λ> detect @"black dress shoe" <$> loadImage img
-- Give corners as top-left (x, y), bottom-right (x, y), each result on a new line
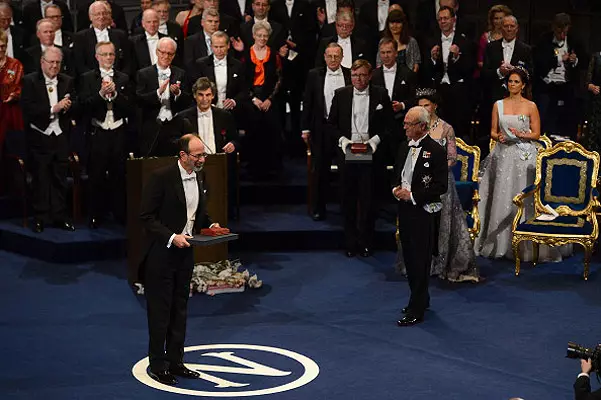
top-left (312, 212), bottom-right (325, 221)
top-left (55, 221), bottom-right (75, 231)
top-left (89, 217), bottom-right (99, 229)
top-left (169, 364), bottom-right (200, 379)
top-left (360, 247), bottom-right (372, 257)
top-left (32, 221), bottom-right (44, 233)
top-left (346, 250), bottom-right (356, 258)
top-left (148, 370), bottom-right (178, 385)
top-left (397, 314), bottom-right (424, 327)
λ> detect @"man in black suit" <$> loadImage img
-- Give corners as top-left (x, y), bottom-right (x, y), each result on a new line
top-left (422, 6), bottom-right (473, 139)
top-left (130, 0), bottom-right (153, 35)
top-left (136, 37), bottom-right (192, 157)
top-left (327, 59), bottom-right (394, 257)
top-left (180, 77), bottom-right (239, 218)
top-left (72, 1), bottom-right (131, 76)
top-left (183, 7), bottom-right (220, 69)
top-left (42, 4), bottom-right (73, 49)
top-left (186, 0), bottom-right (240, 38)
top-left (221, 0), bottom-right (253, 24)
top-left (480, 15), bottom-right (532, 152)
top-left (23, 19), bottom-right (72, 75)
top-left (358, 0), bottom-right (401, 50)
top-left (79, 41), bottom-right (131, 228)
top-left (152, 0), bottom-right (184, 49)
top-left (139, 133), bottom-right (221, 386)
top-left (21, 46), bottom-right (76, 233)
top-left (130, 9), bottom-right (167, 73)
top-left (416, 0), bottom-right (475, 43)
top-left (575, 358), bottom-right (601, 400)
top-left (393, 106), bottom-right (447, 326)
top-left (22, 0), bottom-right (73, 36)
top-left (534, 13), bottom-right (586, 139)
top-left (0, 3), bottom-right (25, 60)
top-left (302, 43), bottom-right (350, 221)
top-left (76, 0), bottom-right (127, 32)
top-left (238, 0), bottom-right (285, 51)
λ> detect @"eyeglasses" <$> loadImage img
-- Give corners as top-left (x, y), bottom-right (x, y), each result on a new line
top-left (254, 33), bottom-right (269, 39)
top-left (42, 58), bottom-right (61, 65)
top-left (97, 52), bottom-right (115, 57)
top-left (403, 121), bottom-right (421, 128)
top-left (157, 48), bottom-right (175, 57)
top-left (187, 152), bottom-right (208, 160)
top-left (325, 54), bottom-right (342, 60)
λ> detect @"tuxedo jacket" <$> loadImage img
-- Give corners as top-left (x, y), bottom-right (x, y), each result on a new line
top-left (8, 26), bottom-right (26, 62)
top-left (130, 13), bottom-right (143, 36)
top-left (327, 84), bottom-right (395, 157)
top-left (221, 0), bottom-right (253, 23)
top-left (21, 71), bottom-right (76, 134)
top-left (270, 0), bottom-right (316, 57)
top-left (482, 39), bottom-right (533, 102)
top-left (132, 21), bottom-right (184, 62)
top-left (130, 32), bottom-right (168, 73)
top-left (315, 35), bottom-right (373, 69)
top-left (393, 135), bottom-right (447, 207)
top-left (574, 375), bottom-right (601, 400)
top-left (135, 64), bottom-right (191, 120)
top-left (78, 68), bottom-right (132, 126)
top-left (371, 64), bottom-right (417, 120)
top-left (179, 105), bottom-right (240, 151)
top-left (188, 55), bottom-right (249, 106)
top-left (22, 0), bottom-right (74, 35)
top-left (183, 31), bottom-right (212, 70)
top-left (73, 28), bottom-right (131, 76)
top-left (27, 30), bottom-right (74, 52)
top-left (533, 32), bottom-right (587, 86)
top-left (422, 31), bottom-right (474, 86)
top-left (358, 0), bottom-right (402, 40)
top-left (76, 0), bottom-right (127, 32)
top-left (139, 162), bottom-right (212, 270)
top-left (186, 12), bottom-right (240, 39)
top-left (239, 19), bottom-right (286, 51)
top-left (301, 66), bottom-right (351, 133)
top-left (23, 44), bottom-right (73, 76)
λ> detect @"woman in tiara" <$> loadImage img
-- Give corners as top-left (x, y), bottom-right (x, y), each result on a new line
top-left (396, 88), bottom-right (480, 282)
top-left (475, 67), bottom-right (571, 261)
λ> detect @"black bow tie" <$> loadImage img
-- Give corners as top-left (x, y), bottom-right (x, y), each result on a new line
top-left (409, 144), bottom-right (420, 148)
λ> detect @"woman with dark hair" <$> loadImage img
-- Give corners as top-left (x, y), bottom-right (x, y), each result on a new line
top-left (395, 88), bottom-right (479, 282)
top-left (475, 67), bottom-right (570, 261)
top-left (379, 9), bottom-right (420, 73)
top-left (243, 20), bottom-right (283, 178)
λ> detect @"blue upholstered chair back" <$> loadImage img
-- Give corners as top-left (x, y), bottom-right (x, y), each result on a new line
top-left (452, 138), bottom-right (480, 183)
top-left (536, 142), bottom-right (600, 215)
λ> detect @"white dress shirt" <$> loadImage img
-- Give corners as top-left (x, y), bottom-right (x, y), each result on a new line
top-left (214, 56), bottom-right (228, 108)
top-left (325, 0), bottom-right (336, 24)
top-left (338, 36), bottom-right (352, 69)
top-left (434, 0), bottom-right (440, 16)
top-left (377, 0), bottom-right (389, 32)
top-left (31, 73), bottom-right (62, 136)
top-left (237, 0), bottom-right (246, 16)
top-left (93, 68), bottom-right (124, 130)
top-left (502, 38), bottom-right (515, 63)
top-left (351, 87), bottom-right (369, 142)
top-left (197, 107), bottom-right (216, 154)
top-left (158, 22), bottom-right (168, 35)
top-left (146, 32), bottom-right (159, 65)
top-left (156, 66), bottom-right (174, 121)
top-left (545, 37), bottom-right (570, 84)
top-left (167, 161), bottom-right (200, 247)
top-left (94, 27), bottom-right (110, 43)
top-left (382, 63), bottom-right (396, 99)
top-left (441, 32), bottom-right (454, 84)
top-left (54, 29), bottom-right (63, 47)
top-left (5, 28), bottom-right (13, 58)
top-left (324, 67), bottom-right (345, 118)
top-left (285, 0), bottom-right (294, 17)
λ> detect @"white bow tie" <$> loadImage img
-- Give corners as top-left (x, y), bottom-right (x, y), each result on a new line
top-left (285, 0), bottom-right (293, 4)
top-left (327, 69), bottom-right (342, 76)
top-left (441, 35), bottom-right (453, 43)
top-left (147, 35), bottom-right (158, 41)
top-left (383, 68), bottom-right (395, 74)
top-left (199, 111), bottom-right (211, 118)
top-left (100, 69), bottom-right (114, 78)
top-left (182, 174), bottom-right (196, 182)
top-left (45, 78), bottom-right (57, 85)
top-left (41, 1), bottom-right (52, 6)
top-left (158, 68), bottom-right (171, 80)
top-left (214, 59), bottom-right (226, 67)
top-left (408, 140), bottom-right (422, 147)
top-left (502, 40), bottom-right (513, 48)
top-left (353, 89), bottom-right (368, 96)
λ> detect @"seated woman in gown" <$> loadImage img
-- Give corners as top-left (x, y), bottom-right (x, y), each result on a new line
top-left (474, 66), bottom-right (571, 261)
top-left (396, 89), bottom-right (480, 282)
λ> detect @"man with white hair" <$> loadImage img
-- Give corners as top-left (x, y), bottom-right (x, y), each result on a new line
top-left (23, 18), bottom-right (72, 74)
top-left (73, 0), bottom-right (131, 75)
top-left (0, 3), bottom-right (25, 60)
top-left (130, 8), bottom-right (168, 72)
top-left (136, 37), bottom-right (192, 156)
top-left (393, 106), bottom-right (447, 327)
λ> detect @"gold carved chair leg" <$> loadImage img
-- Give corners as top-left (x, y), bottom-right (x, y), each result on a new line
top-left (584, 241), bottom-right (593, 281)
top-left (513, 237), bottom-right (521, 276)
top-left (532, 242), bottom-right (539, 267)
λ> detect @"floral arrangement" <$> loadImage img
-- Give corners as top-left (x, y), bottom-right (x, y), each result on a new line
top-left (190, 259), bottom-right (262, 296)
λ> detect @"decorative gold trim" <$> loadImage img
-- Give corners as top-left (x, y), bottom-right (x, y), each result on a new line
top-left (544, 158), bottom-right (587, 204)
top-left (454, 138), bottom-right (481, 241)
top-left (456, 154), bottom-right (469, 181)
top-left (525, 217), bottom-right (584, 227)
top-left (455, 137), bottom-right (480, 183)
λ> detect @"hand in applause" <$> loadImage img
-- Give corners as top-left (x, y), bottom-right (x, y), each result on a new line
top-left (430, 45), bottom-right (441, 60)
top-left (279, 44), bottom-right (289, 58)
top-left (222, 142), bottom-right (235, 153)
top-left (499, 61), bottom-right (512, 76)
top-left (569, 52), bottom-right (577, 63)
top-left (231, 37), bottom-right (244, 52)
top-left (449, 44), bottom-right (460, 58)
top-left (158, 79), bottom-right (169, 95)
top-left (173, 234), bottom-right (193, 248)
top-left (170, 82), bottom-right (181, 96)
top-left (316, 7), bottom-right (326, 25)
top-left (392, 101), bottom-right (404, 113)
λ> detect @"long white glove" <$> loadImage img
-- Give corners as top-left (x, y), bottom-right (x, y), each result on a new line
top-left (339, 136), bottom-right (352, 154)
top-left (367, 135), bottom-right (381, 153)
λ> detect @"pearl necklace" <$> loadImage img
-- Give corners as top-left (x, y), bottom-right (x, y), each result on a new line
top-left (429, 118), bottom-right (440, 131)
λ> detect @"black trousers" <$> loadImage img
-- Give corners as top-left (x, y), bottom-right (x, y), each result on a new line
top-left (27, 130), bottom-right (69, 223)
top-left (246, 95), bottom-right (282, 177)
top-left (279, 59), bottom-right (308, 157)
top-left (310, 122), bottom-right (334, 214)
top-left (398, 202), bottom-right (437, 316)
top-left (87, 125), bottom-right (126, 221)
top-left (144, 243), bottom-right (194, 372)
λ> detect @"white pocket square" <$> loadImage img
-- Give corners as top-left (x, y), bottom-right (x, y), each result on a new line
top-left (233, 73), bottom-right (238, 77)
top-left (424, 162), bottom-right (430, 168)
top-left (358, 53), bottom-right (363, 57)
top-left (376, 104), bottom-right (383, 110)
top-left (401, 80), bottom-right (406, 84)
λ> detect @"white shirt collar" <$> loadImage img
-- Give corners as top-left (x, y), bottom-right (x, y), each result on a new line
top-left (145, 31), bottom-right (159, 40)
top-left (409, 134), bottom-right (427, 147)
top-left (94, 27), bottom-right (108, 35)
top-left (353, 86), bottom-right (369, 96)
top-left (338, 35), bottom-right (350, 44)
top-left (383, 63), bottom-right (397, 73)
top-left (197, 106), bottom-right (212, 116)
top-left (502, 38), bottom-right (516, 47)
top-left (213, 55), bottom-right (227, 65)
top-left (178, 160), bottom-right (196, 180)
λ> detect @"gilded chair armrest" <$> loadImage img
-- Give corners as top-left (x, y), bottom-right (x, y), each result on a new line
top-left (512, 183), bottom-right (539, 232)
top-left (470, 189), bottom-right (481, 240)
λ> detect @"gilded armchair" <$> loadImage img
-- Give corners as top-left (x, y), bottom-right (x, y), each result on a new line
top-left (489, 134), bottom-right (553, 153)
top-left (451, 138), bottom-right (481, 241)
top-left (511, 142), bottom-right (600, 280)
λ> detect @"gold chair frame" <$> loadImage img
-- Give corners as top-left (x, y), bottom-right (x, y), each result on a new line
top-left (489, 134), bottom-right (552, 153)
top-left (454, 138), bottom-right (481, 241)
top-left (511, 141), bottom-right (600, 280)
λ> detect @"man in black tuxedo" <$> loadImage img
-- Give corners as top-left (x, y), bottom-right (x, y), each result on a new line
top-left (575, 358), bottom-right (601, 400)
top-left (187, 0), bottom-right (240, 38)
top-left (130, 9), bottom-right (167, 73)
top-left (480, 15), bottom-right (532, 152)
top-left (139, 134), bottom-right (222, 386)
top-left (422, 6), bottom-right (473, 139)
top-left (142, 0), bottom-right (184, 63)
top-left (179, 77), bottom-right (239, 219)
top-left (327, 59), bottom-right (394, 257)
top-left (22, 0), bottom-right (73, 36)
top-left (23, 19), bottom-right (72, 75)
top-left (302, 43), bottom-right (350, 221)
top-left (130, 0), bottom-right (153, 35)
top-left (136, 37), bottom-right (192, 157)
top-left (76, 0), bottom-right (127, 32)
top-left (221, 0), bottom-right (253, 24)
top-left (21, 46), bottom-right (76, 233)
top-left (533, 13), bottom-right (586, 139)
top-left (358, 0), bottom-right (402, 50)
top-left (416, 0), bottom-right (475, 43)
top-left (393, 106), bottom-right (447, 326)
top-left (79, 41), bottom-right (131, 228)
top-left (238, 0), bottom-right (285, 51)
top-left (0, 3), bottom-right (25, 61)
top-left (72, 1), bottom-right (131, 76)
top-left (42, 4), bottom-right (73, 49)
top-left (315, 11), bottom-right (372, 69)
top-left (183, 7), bottom-right (220, 69)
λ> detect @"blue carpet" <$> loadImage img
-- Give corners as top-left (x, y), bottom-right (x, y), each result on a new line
top-left (1, 250), bottom-right (601, 399)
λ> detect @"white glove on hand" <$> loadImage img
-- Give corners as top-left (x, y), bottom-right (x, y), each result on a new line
top-left (367, 135), bottom-right (381, 153)
top-left (339, 137), bottom-right (352, 154)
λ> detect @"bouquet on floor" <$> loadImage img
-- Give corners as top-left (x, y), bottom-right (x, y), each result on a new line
top-left (190, 259), bottom-right (263, 296)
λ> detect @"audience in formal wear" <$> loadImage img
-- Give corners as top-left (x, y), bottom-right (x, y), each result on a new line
top-left (130, 9), bottom-right (166, 73)
top-left (77, 0), bottom-right (127, 32)
top-left (315, 11), bottom-right (371, 69)
top-left (0, 3), bottom-right (25, 60)
top-left (301, 43), bottom-right (350, 221)
top-left (42, 4), bottom-right (73, 50)
top-left (79, 41), bottom-right (131, 228)
top-left (358, 0), bottom-right (401, 50)
top-left (176, 0), bottom-right (204, 39)
top-left (186, 0), bottom-right (240, 38)
top-left (152, 0), bottom-right (184, 48)
top-left (378, 9), bottom-right (420, 73)
top-left (328, 59), bottom-right (394, 257)
top-left (476, 5), bottom-right (512, 75)
top-left (221, 0), bottom-right (252, 24)
top-left (21, 46), bottom-right (75, 233)
top-left (23, 19), bottom-right (71, 75)
top-left (130, 0), bottom-right (153, 36)
top-left (183, 7), bottom-right (220, 70)
top-left (22, 0), bottom-right (73, 37)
